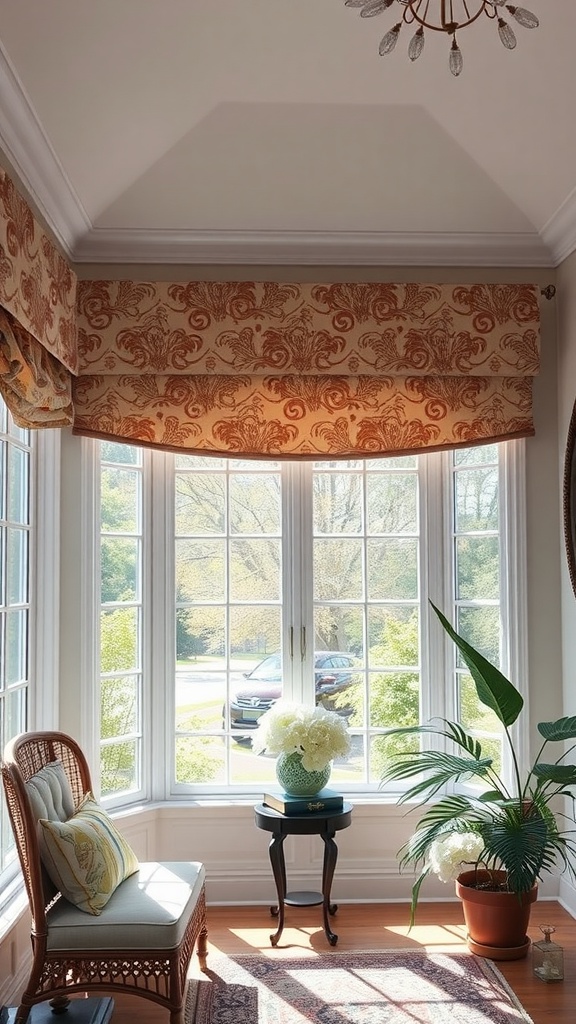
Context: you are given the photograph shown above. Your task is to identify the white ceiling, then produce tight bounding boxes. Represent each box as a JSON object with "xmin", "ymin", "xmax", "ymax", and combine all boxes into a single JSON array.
[{"xmin": 0, "ymin": 0, "xmax": 572, "ymax": 267}]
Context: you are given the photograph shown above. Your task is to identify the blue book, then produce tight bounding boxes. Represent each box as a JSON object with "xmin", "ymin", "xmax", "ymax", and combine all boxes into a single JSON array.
[{"xmin": 263, "ymin": 788, "xmax": 344, "ymax": 815}]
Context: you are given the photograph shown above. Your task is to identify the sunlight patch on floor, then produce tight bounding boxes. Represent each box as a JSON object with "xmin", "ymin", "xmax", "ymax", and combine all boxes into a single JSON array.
[{"xmin": 383, "ymin": 923, "xmax": 468, "ymax": 948}]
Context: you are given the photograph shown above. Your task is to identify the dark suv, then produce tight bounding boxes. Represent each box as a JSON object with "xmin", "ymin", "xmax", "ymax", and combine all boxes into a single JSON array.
[{"xmin": 228, "ymin": 651, "xmax": 357, "ymax": 735}]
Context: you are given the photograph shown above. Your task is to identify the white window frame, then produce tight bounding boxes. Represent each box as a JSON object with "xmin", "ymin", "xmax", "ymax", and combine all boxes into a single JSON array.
[
  {"xmin": 0, "ymin": 420, "xmax": 60, "ymax": 914},
  {"xmin": 88, "ymin": 439, "xmax": 528, "ymax": 806}
]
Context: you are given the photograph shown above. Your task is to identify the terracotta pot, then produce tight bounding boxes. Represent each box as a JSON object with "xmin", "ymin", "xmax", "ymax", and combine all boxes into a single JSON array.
[{"xmin": 455, "ymin": 869, "xmax": 538, "ymax": 960}]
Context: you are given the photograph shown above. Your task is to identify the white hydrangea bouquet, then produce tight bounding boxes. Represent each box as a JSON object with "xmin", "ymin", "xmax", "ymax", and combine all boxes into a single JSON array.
[
  {"xmin": 253, "ymin": 701, "xmax": 351, "ymax": 771},
  {"xmin": 427, "ymin": 832, "xmax": 485, "ymax": 883}
]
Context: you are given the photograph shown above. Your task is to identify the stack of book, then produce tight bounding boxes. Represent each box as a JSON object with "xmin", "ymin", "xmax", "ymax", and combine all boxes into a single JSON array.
[{"xmin": 263, "ymin": 788, "xmax": 343, "ymax": 815}]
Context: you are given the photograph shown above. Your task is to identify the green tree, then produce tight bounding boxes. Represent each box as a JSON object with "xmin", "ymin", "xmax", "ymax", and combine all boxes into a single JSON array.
[{"xmin": 100, "ymin": 607, "xmax": 218, "ymax": 793}]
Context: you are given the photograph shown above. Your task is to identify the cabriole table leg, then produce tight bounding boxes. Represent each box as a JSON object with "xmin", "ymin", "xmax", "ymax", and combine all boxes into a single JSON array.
[
  {"xmin": 321, "ymin": 829, "xmax": 339, "ymax": 945},
  {"xmin": 268, "ymin": 832, "xmax": 287, "ymax": 946}
]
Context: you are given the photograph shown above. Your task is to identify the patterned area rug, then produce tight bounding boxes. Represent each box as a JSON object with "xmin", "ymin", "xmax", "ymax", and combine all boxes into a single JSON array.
[{"xmin": 186, "ymin": 949, "xmax": 532, "ymax": 1024}]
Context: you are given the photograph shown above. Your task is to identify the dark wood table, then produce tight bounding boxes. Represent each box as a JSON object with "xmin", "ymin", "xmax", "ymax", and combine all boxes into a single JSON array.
[{"xmin": 254, "ymin": 801, "xmax": 353, "ymax": 946}]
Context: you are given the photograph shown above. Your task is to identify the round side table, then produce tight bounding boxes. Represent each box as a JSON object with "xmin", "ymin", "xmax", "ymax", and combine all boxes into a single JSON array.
[{"xmin": 254, "ymin": 801, "xmax": 353, "ymax": 946}]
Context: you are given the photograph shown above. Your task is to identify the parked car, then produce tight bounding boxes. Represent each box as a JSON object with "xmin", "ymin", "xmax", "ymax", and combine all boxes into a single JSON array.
[{"xmin": 227, "ymin": 651, "xmax": 357, "ymax": 737}]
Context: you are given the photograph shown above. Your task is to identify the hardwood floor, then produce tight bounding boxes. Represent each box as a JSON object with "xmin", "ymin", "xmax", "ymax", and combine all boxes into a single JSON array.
[{"xmin": 109, "ymin": 900, "xmax": 576, "ymax": 1023}]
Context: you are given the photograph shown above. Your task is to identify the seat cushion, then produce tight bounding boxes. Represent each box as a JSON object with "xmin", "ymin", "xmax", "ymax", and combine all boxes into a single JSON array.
[
  {"xmin": 26, "ymin": 759, "xmax": 75, "ymax": 821},
  {"xmin": 39, "ymin": 792, "xmax": 139, "ymax": 915},
  {"xmin": 46, "ymin": 861, "xmax": 205, "ymax": 950}
]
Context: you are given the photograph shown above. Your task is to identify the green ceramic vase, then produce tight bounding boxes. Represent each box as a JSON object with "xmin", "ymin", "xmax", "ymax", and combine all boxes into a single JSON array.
[{"xmin": 275, "ymin": 751, "xmax": 331, "ymax": 797}]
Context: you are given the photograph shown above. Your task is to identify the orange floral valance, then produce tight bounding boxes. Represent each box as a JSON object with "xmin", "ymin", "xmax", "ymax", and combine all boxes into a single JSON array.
[
  {"xmin": 71, "ymin": 280, "xmax": 540, "ymax": 459},
  {"xmin": 0, "ymin": 307, "xmax": 73, "ymax": 427},
  {"xmin": 0, "ymin": 166, "xmax": 77, "ymax": 427},
  {"xmin": 0, "ymin": 168, "xmax": 77, "ymax": 374}
]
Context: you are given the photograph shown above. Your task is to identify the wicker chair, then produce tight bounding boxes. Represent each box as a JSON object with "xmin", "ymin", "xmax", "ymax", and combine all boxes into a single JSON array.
[{"xmin": 1, "ymin": 730, "xmax": 208, "ymax": 1024}]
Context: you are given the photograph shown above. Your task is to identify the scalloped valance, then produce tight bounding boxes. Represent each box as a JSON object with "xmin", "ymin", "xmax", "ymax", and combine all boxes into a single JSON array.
[{"xmin": 0, "ymin": 165, "xmax": 541, "ymax": 458}]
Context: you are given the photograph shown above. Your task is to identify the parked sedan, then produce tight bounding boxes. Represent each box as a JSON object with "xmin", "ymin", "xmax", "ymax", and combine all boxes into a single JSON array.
[{"xmin": 228, "ymin": 651, "xmax": 357, "ymax": 736}]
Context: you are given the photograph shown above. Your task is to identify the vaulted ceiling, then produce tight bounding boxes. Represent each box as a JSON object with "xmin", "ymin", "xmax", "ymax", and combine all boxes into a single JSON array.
[{"xmin": 0, "ymin": 0, "xmax": 571, "ymax": 267}]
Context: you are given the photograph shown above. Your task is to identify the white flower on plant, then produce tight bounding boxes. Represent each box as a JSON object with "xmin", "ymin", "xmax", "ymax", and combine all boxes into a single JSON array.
[
  {"xmin": 252, "ymin": 700, "xmax": 352, "ymax": 771},
  {"xmin": 427, "ymin": 832, "xmax": 485, "ymax": 883}
]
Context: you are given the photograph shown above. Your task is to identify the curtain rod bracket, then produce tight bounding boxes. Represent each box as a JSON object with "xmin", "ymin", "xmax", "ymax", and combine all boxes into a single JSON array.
[{"xmin": 541, "ymin": 285, "xmax": 556, "ymax": 300}]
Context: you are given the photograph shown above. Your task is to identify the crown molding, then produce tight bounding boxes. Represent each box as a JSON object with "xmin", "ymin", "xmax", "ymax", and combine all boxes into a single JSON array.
[
  {"xmin": 73, "ymin": 227, "xmax": 554, "ymax": 268},
  {"xmin": 0, "ymin": 44, "xmax": 90, "ymax": 258},
  {"xmin": 541, "ymin": 187, "xmax": 576, "ymax": 267}
]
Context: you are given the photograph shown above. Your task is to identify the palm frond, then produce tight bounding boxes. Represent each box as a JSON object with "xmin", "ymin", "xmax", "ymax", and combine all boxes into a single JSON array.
[
  {"xmin": 381, "ymin": 751, "xmax": 492, "ymax": 804},
  {"xmin": 480, "ymin": 813, "xmax": 550, "ymax": 891},
  {"xmin": 415, "ymin": 795, "xmax": 484, "ymax": 829},
  {"xmin": 441, "ymin": 720, "xmax": 484, "ymax": 759},
  {"xmin": 382, "ymin": 720, "xmax": 484, "ymax": 761},
  {"xmin": 408, "ymin": 867, "xmax": 430, "ymax": 927}
]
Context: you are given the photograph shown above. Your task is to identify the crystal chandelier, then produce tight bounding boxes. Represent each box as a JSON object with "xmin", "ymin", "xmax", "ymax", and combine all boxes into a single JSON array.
[{"xmin": 344, "ymin": 0, "xmax": 539, "ymax": 76}]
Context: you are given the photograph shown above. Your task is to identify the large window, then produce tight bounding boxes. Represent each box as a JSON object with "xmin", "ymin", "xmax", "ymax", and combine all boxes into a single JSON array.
[
  {"xmin": 0, "ymin": 400, "xmax": 32, "ymax": 879},
  {"xmin": 98, "ymin": 440, "xmax": 524, "ymax": 801}
]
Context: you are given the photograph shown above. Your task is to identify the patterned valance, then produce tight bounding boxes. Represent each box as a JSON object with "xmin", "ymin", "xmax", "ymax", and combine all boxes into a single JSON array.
[
  {"xmin": 0, "ymin": 166, "xmax": 77, "ymax": 427},
  {"xmin": 0, "ymin": 307, "xmax": 74, "ymax": 427},
  {"xmin": 71, "ymin": 280, "xmax": 540, "ymax": 459}
]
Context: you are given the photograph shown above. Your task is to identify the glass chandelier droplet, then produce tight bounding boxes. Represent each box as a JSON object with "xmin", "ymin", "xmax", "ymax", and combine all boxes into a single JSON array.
[
  {"xmin": 497, "ymin": 16, "xmax": 517, "ymax": 47},
  {"xmin": 506, "ymin": 5, "xmax": 539, "ymax": 29},
  {"xmin": 360, "ymin": 0, "xmax": 395, "ymax": 15},
  {"xmin": 448, "ymin": 38, "xmax": 464, "ymax": 75},
  {"xmin": 379, "ymin": 22, "xmax": 402, "ymax": 54},
  {"xmin": 408, "ymin": 26, "xmax": 425, "ymax": 61}
]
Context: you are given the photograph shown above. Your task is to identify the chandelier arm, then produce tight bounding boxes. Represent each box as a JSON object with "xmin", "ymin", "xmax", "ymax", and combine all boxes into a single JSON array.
[{"xmin": 408, "ymin": 0, "xmax": 491, "ymax": 32}]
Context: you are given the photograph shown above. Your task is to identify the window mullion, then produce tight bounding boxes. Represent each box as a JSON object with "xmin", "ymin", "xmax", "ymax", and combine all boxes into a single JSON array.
[
  {"xmin": 77, "ymin": 435, "xmax": 100, "ymax": 769},
  {"xmin": 282, "ymin": 461, "xmax": 312, "ymax": 704},
  {"xmin": 149, "ymin": 448, "xmax": 169, "ymax": 801},
  {"xmin": 31, "ymin": 428, "xmax": 60, "ymax": 732},
  {"xmin": 422, "ymin": 449, "xmax": 449, "ymax": 727},
  {"xmin": 299, "ymin": 462, "xmax": 315, "ymax": 705}
]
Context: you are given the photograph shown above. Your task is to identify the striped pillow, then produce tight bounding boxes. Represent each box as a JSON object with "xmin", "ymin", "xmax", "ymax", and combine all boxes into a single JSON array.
[{"xmin": 39, "ymin": 792, "xmax": 139, "ymax": 915}]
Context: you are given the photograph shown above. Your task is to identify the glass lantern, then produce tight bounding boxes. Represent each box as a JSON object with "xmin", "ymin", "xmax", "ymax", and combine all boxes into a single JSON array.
[{"xmin": 532, "ymin": 926, "xmax": 564, "ymax": 982}]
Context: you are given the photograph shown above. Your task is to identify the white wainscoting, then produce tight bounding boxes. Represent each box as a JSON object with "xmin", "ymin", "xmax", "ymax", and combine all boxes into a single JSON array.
[{"xmin": 114, "ymin": 799, "xmax": 562, "ymax": 906}]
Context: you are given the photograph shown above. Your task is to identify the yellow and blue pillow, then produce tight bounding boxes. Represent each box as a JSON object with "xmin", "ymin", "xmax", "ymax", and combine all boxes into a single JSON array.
[{"xmin": 38, "ymin": 791, "xmax": 139, "ymax": 915}]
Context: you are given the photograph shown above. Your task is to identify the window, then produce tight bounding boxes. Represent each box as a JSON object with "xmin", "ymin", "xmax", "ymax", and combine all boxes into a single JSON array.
[
  {"xmin": 0, "ymin": 399, "xmax": 32, "ymax": 879},
  {"xmin": 98, "ymin": 439, "xmax": 525, "ymax": 801},
  {"xmin": 99, "ymin": 442, "xmax": 144, "ymax": 798}
]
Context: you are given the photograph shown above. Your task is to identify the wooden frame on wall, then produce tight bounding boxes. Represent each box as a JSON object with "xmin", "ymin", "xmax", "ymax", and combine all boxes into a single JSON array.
[{"xmin": 563, "ymin": 398, "xmax": 576, "ymax": 598}]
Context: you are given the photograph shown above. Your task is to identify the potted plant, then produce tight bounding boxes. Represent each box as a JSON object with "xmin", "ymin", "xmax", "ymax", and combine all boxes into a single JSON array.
[{"xmin": 381, "ymin": 600, "xmax": 576, "ymax": 960}]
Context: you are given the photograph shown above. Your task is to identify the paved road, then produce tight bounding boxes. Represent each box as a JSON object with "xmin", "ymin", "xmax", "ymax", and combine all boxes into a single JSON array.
[{"xmin": 175, "ymin": 667, "xmax": 248, "ymax": 707}]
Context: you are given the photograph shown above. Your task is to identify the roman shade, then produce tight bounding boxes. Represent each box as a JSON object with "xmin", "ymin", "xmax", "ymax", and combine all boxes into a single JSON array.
[
  {"xmin": 0, "ymin": 167, "xmax": 77, "ymax": 427},
  {"xmin": 72, "ymin": 279, "xmax": 540, "ymax": 459}
]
